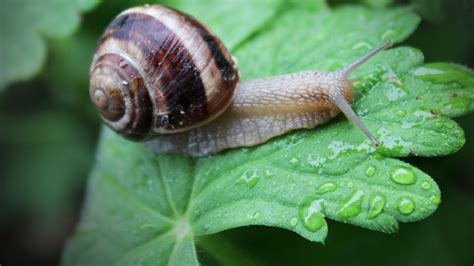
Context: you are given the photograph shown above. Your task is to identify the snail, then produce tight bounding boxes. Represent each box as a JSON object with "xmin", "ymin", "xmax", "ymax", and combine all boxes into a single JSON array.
[{"xmin": 90, "ymin": 4, "xmax": 391, "ymax": 157}]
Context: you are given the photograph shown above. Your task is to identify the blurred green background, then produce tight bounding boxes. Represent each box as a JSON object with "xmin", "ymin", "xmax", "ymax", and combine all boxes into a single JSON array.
[{"xmin": 0, "ymin": 0, "xmax": 473, "ymax": 265}]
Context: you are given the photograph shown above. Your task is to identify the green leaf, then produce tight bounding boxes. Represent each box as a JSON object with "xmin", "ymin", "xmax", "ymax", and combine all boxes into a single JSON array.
[
  {"xmin": 197, "ymin": 180, "xmax": 474, "ymax": 266},
  {"xmin": 176, "ymin": 0, "xmax": 291, "ymax": 50},
  {"xmin": 0, "ymin": 0, "xmax": 100, "ymax": 90},
  {"xmin": 62, "ymin": 1, "xmax": 474, "ymax": 265}
]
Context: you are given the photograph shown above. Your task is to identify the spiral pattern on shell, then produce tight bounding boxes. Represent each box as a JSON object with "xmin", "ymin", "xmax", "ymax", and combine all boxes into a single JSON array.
[{"xmin": 89, "ymin": 4, "xmax": 239, "ymax": 140}]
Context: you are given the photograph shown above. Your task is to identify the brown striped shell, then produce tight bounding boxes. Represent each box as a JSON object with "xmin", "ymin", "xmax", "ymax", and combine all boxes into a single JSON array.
[{"xmin": 89, "ymin": 4, "xmax": 239, "ymax": 140}]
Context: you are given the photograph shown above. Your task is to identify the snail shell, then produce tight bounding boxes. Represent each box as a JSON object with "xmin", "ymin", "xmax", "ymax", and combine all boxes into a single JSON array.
[{"xmin": 90, "ymin": 5, "xmax": 239, "ymax": 140}]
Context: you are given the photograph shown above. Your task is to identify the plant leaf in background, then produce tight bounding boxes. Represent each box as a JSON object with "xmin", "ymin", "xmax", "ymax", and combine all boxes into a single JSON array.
[
  {"xmin": 0, "ymin": 0, "xmax": 100, "ymax": 90},
  {"xmin": 0, "ymin": 109, "xmax": 96, "ymax": 218},
  {"xmin": 62, "ymin": 0, "xmax": 474, "ymax": 265}
]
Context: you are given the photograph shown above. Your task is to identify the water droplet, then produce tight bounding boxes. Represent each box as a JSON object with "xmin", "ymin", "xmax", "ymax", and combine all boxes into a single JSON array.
[
  {"xmin": 299, "ymin": 198, "xmax": 326, "ymax": 232},
  {"xmin": 367, "ymin": 193, "xmax": 386, "ymax": 219},
  {"xmin": 337, "ymin": 189, "xmax": 364, "ymax": 219},
  {"xmin": 384, "ymin": 85, "xmax": 406, "ymax": 101},
  {"xmin": 121, "ymin": 80, "xmax": 128, "ymax": 85},
  {"xmin": 347, "ymin": 182, "xmax": 354, "ymax": 188},
  {"xmin": 316, "ymin": 182, "xmax": 337, "ymax": 194},
  {"xmin": 413, "ymin": 110, "xmax": 434, "ymax": 119},
  {"xmin": 253, "ymin": 212, "xmax": 261, "ymax": 220},
  {"xmin": 396, "ymin": 110, "xmax": 407, "ymax": 117},
  {"xmin": 390, "ymin": 167, "xmax": 416, "ymax": 185},
  {"xmin": 412, "ymin": 67, "xmax": 445, "ymax": 77},
  {"xmin": 397, "ymin": 197, "xmax": 415, "ymax": 215},
  {"xmin": 377, "ymin": 127, "xmax": 412, "ymax": 152},
  {"xmin": 430, "ymin": 195, "xmax": 441, "ymax": 205},
  {"xmin": 372, "ymin": 153, "xmax": 384, "ymax": 160},
  {"xmin": 421, "ymin": 181, "xmax": 432, "ymax": 190},
  {"xmin": 290, "ymin": 217, "xmax": 298, "ymax": 227},
  {"xmin": 264, "ymin": 169, "xmax": 274, "ymax": 179},
  {"xmin": 401, "ymin": 121, "xmax": 415, "ymax": 129},
  {"xmin": 307, "ymin": 154, "xmax": 326, "ymax": 169},
  {"xmin": 328, "ymin": 141, "xmax": 355, "ymax": 158},
  {"xmin": 290, "ymin": 157, "xmax": 300, "ymax": 166},
  {"xmin": 236, "ymin": 169, "xmax": 259, "ymax": 188},
  {"xmin": 364, "ymin": 165, "xmax": 377, "ymax": 177}
]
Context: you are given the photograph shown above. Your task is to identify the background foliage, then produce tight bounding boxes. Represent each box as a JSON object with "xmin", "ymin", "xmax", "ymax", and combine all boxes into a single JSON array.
[{"xmin": 0, "ymin": 0, "xmax": 473, "ymax": 265}]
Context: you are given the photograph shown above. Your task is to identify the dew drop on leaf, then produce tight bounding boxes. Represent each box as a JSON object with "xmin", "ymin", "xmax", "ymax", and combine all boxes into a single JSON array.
[
  {"xmin": 397, "ymin": 197, "xmax": 415, "ymax": 215},
  {"xmin": 421, "ymin": 181, "xmax": 432, "ymax": 190},
  {"xmin": 337, "ymin": 189, "xmax": 365, "ymax": 219},
  {"xmin": 367, "ymin": 193, "xmax": 386, "ymax": 219},
  {"xmin": 445, "ymin": 123, "xmax": 455, "ymax": 129},
  {"xmin": 364, "ymin": 165, "xmax": 377, "ymax": 177},
  {"xmin": 328, "ymin": 141, "xmax": 355, "ymax": 158},
  {"xmin": 396, "ymin": 110, "xmax": 407, "ymax": 117},
  {"xmin": 307, "ymin": 154, "xmax": 326, "ymax": 170},
  {"xmin": 264, "ymin": 169, "xmax": 274, "ymax": 179},
  {"xmin": 384, "ymin": 85, "xmax": 406, "ymax": 101},
  {"xmin": 290, "ymin": 217, "xmax": 298, "ymax": 227},
  {"xmin": 412, "ymin": 66, "xmax": 445, "ymax": 77},
  {"xmin": 430, "ymin": 195, "xmax": 442, "ymax": 206},
  {"xmin": 253, "ymin": 212, "xmax": 261, "ymax": 220},
  {"xmin": 390, "ymin": 167, "xmax": 416, "ymax": 185},
  {"xmin": 316, "ymin": 182, "xmax": 337, "ymax": 194},
  {"xmin": 236, "ymin": 169, "xmax": 260, "ymax": 188},
  {"xmin": 299, "ymin": 198, "xmax": 326, "ymax": 232},
  {"xmin": 290, "ymin": 157, "xmax": 300, "ymax": 166}
]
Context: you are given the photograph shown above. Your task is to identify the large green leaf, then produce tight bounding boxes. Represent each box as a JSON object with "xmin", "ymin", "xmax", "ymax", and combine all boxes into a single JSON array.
[
  {"xmin": 0, "ymin": 0, "xmax": 100, "ymax": 90},
  {"xmin": 62, "ymin": 1, "xmax": 474, "ymax": 265}
]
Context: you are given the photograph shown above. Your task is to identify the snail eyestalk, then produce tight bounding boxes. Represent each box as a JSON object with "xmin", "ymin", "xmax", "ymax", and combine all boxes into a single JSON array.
[
  {"xmin": 333, "ymin": 95, "xmax": 380, "ymax": 147},
  {"xmin": 329, "ymin": 41, "xmax": 392, "ymax": 147},
  {"xmin": 339, "ymin": 41, "xmax": 392, "ymax": 77}
]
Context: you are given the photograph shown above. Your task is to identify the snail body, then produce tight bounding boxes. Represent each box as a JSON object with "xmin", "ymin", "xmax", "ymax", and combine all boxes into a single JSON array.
[{"xmin": 90, "ymin": 4, "xmax": 391, "ymax": 156}]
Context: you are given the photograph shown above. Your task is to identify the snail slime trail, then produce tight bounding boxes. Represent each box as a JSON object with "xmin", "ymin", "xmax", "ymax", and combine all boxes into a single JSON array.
[{"xmin": 89, "ymin": 4, "xmax": 392, "ymax": 156}]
